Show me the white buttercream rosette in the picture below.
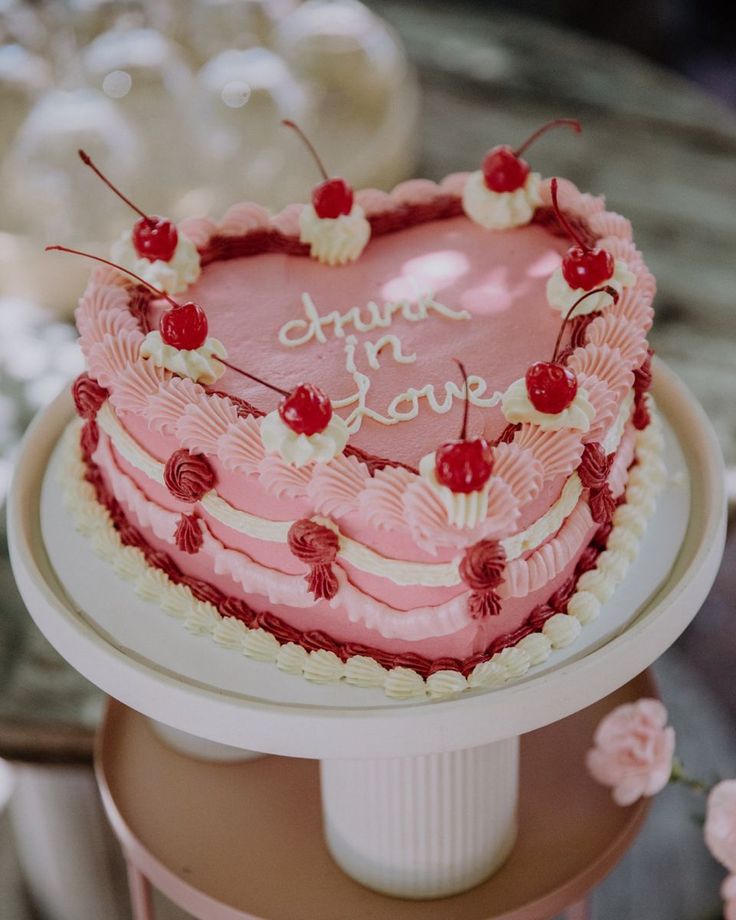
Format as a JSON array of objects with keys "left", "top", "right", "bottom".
[
  {"left": 501, "top": 377, "right": 595, "bottom": 432},
  {"left": 418, "top": 452, "right": 490, "bottom": 529},
  {"left": 140, "top": 331, "right": 226, "bottom": 385},
  {"left": 260, "top": 409, "right": 349, "bottom": 467},
  {"left": 547, "top": 259, "right": 636, "bottom": 316},
  {"left": 299, "top": 203, "right": 371, "bottom": 266},
  {"left": 462, "top": 170, "right": 542, "bottom": 230},
  {"left": 111, "top": 229, "right": 201, "bottom": 295}
]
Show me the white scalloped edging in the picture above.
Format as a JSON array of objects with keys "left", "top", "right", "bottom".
[{"left": 59, "top": 399, "right": 664, "bottom": 700}]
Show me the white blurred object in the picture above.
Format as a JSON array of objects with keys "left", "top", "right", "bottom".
[
  {"left": 4, "top": 87, "right": 141, "bottom": 241},
  {"left": 0, "top": 0, "right": 420, "bottom": 316},
  {"left": 193, "top": 46, "right": 311, "bottom": 211},
  {"left": 9, "top": 765, "right": 128, "bottom": 920},
  {"left": 82, "top": 27, "right": 194, "bottom": 207},
  {"left": 276, "top": 0, "right": 401, "bottom": 113},
  {"left": 0, "top": 44, "right": 52, "bottom": 183},
  {"left": 182, "top": 0, "right": 297, "bottom": 67}
]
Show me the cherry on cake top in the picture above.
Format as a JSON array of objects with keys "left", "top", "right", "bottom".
[
  {"left": 550, "top": 177, "right": 614, "bottom": 291},
  {"left": 525, "top": 284, "right": 619, "bottom": 414},
  {"left": 282, "top": 119, "right": 354, "bottom": 219},
  {"left": 279, "top": 383, "right": 333, "bottom": 436},
  {"left": 78, "top": 150, "right": 179, "bottom": 263},
  {"left": 435, "top": 361, "right": 493, "bottom": 494},
  {"left": 481, "top": 118, "right": 581, "bottom": 193},
  {"left": 45, "top": 244, "right": 209, "bottom": 349}
]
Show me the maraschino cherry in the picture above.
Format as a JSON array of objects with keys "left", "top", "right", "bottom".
[
  {"left": 209, "top": 357, "right": 333, "bottom": 437},
  {"left": 525, "top": 285, "right": 619, "bottom": 414},
  {"left": 279, "top": 384, "right": 333, "bottom": 436},
  {"left": 282, "top": 119, "right": 353, "bottom": 219},
  {"left": 45, "top": 245, "right": 207, "bottom": 350},
  {"left": 435, "top": 361, "right": 493, "bottom": 494},
  {"left": 78, "top": 150, "right": 179, "bottom": 263},
  {"left": 550, "top": 177, "right": 614, "bottom": 291},
  {"left": 482, "top": 118, "right": 581, "bottom": 193}
]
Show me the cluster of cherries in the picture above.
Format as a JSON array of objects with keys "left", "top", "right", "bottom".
[
  {"left": 50, "top": 153, "right": 334, "bottom": 439},
  {"left": 479, "top": 119, "right": 615, "bottom": 294},
  {"left": 434, "top": 279, "right": 617, "bottom": 496}
]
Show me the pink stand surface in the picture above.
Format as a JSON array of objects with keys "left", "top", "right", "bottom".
[{"left": 96, "top": 671, "right": 654, "bottom": 920}]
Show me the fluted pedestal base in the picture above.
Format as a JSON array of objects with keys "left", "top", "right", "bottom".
[{"left": 320, "top": 738, "right": 519, "bottom": 899}]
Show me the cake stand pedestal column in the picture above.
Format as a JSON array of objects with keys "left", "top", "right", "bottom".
[{"left": 321, "top": 739, "right": 519, "bottom": 898}]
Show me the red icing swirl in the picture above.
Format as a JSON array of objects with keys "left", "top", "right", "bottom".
[
  {"left": 220, "top": 596, "right": 256, "bottom": 626},
  {"left": 589, "top": 483, "right": 616, "bottom": 525},
  {"left": 287, "top": 519, "right": 340, "bottom": 601},
  {"left": 459, "top": 539, "right": 506, "bottom": 620},
  {"left": 163, "top": 449, "right": 216, "bottom": 503},
  {"left": 174, "top": 513, "right": 203, "bottom": 554},
  {"left": 80, "top": 420, "right": 100, "bottom": 458},
  {"left": 253, "top": 610, "right": 301, "bottom": 644},
  {"left": 459, "top": 540, "right": 505, "bottom": 591},
  {"left": 495, "top": 423, "right": 520, "bottom": 446},
  {"left": 579, "top": 442, "right": 613, "bottom": 490},
  {"left": 182, "top": 575, "right": 225, "bottom": 607},
  {"left": 633, "top": 351, "right": 654, "bottom": 431},
  {"left": 72, "top": 374, "right": 108, "bottom": 420},
  {"left": 633, "top": 350, "right": 653, "bottom": 395},
  {"left": 579, "top": 442, "right": 616, "bottom": 523}
]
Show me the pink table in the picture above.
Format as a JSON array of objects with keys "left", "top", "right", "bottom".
[{"left": 93, "top": 671, "right": 653, "bottom": 920}]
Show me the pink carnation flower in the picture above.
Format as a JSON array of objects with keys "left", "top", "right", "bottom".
[
  {"left": 722, "top": 874, "right": 736, "bottom": 920},
  {"left": 706, "top": 781, "right": 736, "bottom": 873},
  {"left": 586, "top": 698, "right": 675, "bottom": 806}
]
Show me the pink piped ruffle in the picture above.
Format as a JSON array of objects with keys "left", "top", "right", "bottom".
[
  {"left": 144, "top": 376, "right": 205, "bottom": 435},
  {"left": 175, "top": 394, "right": 239, "bottom": 455},
  {"left": 217, "top": 416, "right": 265, "bottom": 475},
  {"left": 514, "top": 426, "right": 585, "bottom": 479},
  {"left": 491, "top": 441, "right": 544, "bottom": 505},
  {"left": 109, "top": 359, "right": 168, "bottom": 415},
  {"left": 307, "top": 454, "right": 370, "bottom": 519},
  {"left": 88, "top": 329, "right": 144, "bottom": 389},
  {"left": 218, "top": 202, "right": 270, "bottom": 237},
  {"left": 257, "top": 455, "right": 312, "bottom": 500}
]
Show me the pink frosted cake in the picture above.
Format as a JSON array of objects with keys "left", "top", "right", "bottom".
[{"left": 58, "top": 120, "right": 665, "bottom": 698}]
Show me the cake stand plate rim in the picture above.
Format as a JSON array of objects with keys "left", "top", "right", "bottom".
[{"left": 7, "top": 359, "right": 726, "bottom": 757}]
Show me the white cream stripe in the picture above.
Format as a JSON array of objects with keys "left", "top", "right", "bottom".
[{"left": 96, "top": 396, "right": 632, "bottom": 588}]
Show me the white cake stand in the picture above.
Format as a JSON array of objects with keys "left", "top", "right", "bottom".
[{"left": 8, "top": 361, "right": 726, "bottom": 900}]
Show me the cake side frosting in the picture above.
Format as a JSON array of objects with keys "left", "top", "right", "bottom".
[{"left": 59, "top": 398, "right": 665, "bottom": 697}]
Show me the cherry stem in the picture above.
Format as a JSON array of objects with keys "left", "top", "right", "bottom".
[
  {"left": 550, "top": 177, "right": 590, "bottom": 251},
  {"left": 217, "top": 357, "right": 290, "bottom": 397},
  {"left": 514, "top": 118, "right": 582, "bottom": 157},
  {"left": 78, "top": 150, "right": 153, "bottom": 224},
  {"left": 551, "top": 285, "right": 619, "bottom": 362},
  {"left": 454, "top": 358, "right": 470, "bottom": 440},
  {"left": 45, "top": 245, "right": 179, "bottom": 308},
  {"left": 281, "top": 119, "right": 329, "bottom": 182}
]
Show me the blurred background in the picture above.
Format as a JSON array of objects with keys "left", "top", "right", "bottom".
[{"left": 0, "top": 1, "right": 734, "bottom": 918}]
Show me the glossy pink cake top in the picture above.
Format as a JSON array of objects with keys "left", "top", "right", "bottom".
[{"left": 155, "top": 217, "right": 568, "bottom": 467}]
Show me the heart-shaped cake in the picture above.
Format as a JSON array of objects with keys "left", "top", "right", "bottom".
[{"left": 61, "top": 122, "right": 664, "bottom": 698}]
